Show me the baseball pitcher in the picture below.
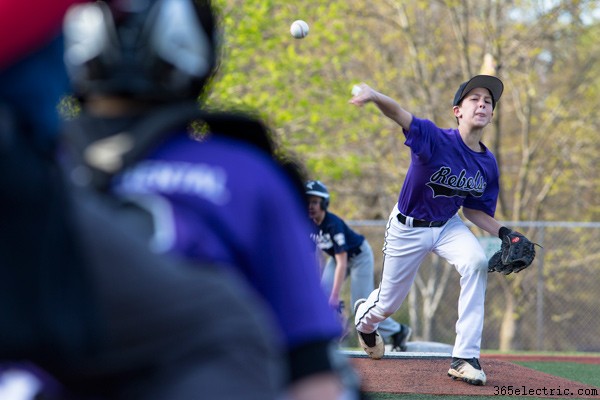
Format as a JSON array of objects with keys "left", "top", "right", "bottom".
[{"left": 349, "top": 75, "right": 536, "bottom": 386}]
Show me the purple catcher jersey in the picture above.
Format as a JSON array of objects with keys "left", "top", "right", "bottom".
[
  {"left": 113, "top": 132, "right": 341, "bottom": 347},
  {"left": 398, "top": 117, "right": 500, "bottom": 221}
]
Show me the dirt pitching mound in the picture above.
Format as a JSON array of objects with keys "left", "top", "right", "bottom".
[{"left": 351, "top": 356, "right": 600, "bottom": 398}]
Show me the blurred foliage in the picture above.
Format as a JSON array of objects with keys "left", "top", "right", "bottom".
[
  {"left": 208, "top": 0, "right": 600, "bottom": 222},
  {"left": 207, "top": 0, "right": 600, "bottom": 351}
]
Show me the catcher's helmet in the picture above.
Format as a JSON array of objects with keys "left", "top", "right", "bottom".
[
  {"left": 305, "top": 180, "right": 330, "bottom": 211},
  {"left": 63, "top": 0, "right": 219, "bottom": 102}
]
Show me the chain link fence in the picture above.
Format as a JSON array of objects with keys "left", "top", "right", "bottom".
[{"left": 345, "top": 220, "right": 600, "bottom": 353}]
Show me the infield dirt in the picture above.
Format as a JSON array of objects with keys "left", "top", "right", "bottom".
[{"left": 351, "top": 354, "right": 600, "bottom": 398}]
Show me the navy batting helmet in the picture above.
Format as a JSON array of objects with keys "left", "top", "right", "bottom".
[
  {"left": 305, "top": 180, "right": 330, "bottom": 211},
  {"left": 63, "top": 0, "right": 219, "bottom": 102}
]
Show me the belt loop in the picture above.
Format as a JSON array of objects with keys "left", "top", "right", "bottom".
[{"left": 406, "top": 216, "right": 414, "bottom": 228}]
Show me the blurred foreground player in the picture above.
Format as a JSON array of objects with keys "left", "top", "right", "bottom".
[
  {"left": 60, "top": 0, "right": 362, "bottom": 399},
  {"left": 0, "top": 1, "right": 284, "bottom": 398}
]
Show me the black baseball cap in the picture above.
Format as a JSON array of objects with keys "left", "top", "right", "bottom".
[{"left": 453, "top": 75, "right": 504, "bottom": 109}]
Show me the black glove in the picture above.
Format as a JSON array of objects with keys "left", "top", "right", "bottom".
[{"left": 488, "top": 228, "right": 537, "bottom": 275}]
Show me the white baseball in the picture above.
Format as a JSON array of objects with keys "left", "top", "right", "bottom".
[
  {"left": 290, "top": 20, "right": 309, "bottom": 39},
  {"left": 352, "top": 85, "right": 362, "bottom": 96}
]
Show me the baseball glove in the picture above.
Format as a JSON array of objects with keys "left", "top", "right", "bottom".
[{"left": 488, "top": 231, "right": 537, "bottom": 275}]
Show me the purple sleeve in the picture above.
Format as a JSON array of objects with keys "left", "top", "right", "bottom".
[{"left": 404, "top": 117, "right": 438, "bottom": 162}]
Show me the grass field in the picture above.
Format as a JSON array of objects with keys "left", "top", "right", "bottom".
[{"left": 364, "top": 361, "right": 600, "bottom": 399}]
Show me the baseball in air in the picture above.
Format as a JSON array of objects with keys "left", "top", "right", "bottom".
[{"left": 290, "top": 20, "right": 309, "bottom": 39}]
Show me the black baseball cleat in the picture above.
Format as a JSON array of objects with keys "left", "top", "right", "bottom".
[
  {"left": 447, "top": 357, "right": 486, "bottom": 386},
  {"left": 390, "top": 324, "right": 412, "bottom": 352},
  {"left": 357, "top": 330, "right": 385, "bottom": 360},
  {"left": 354, "top": 299, "right": 384, "bottom": 359}
]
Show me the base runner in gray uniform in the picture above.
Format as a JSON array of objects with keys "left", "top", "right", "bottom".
[{"left": 349, "top": 75, "right": 509, "bottom": 386}]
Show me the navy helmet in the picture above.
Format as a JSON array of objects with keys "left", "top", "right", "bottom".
[{"left": 305, "top": 180, "right": 330, "bottom": 210}]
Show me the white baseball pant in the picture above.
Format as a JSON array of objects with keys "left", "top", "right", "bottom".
[
  {"left": 355, "top": 204, "right": 488, "bottom": 359},
  {"left": 320, "top": 240, "right": 401, "bottom": 339}
]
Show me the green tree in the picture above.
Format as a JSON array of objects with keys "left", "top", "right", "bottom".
[{"left": 209, "top": 0, "right": 600, "bottom": 350}]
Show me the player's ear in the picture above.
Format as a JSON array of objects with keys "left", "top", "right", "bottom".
[{"left": 452, "top": 106, "right": 462, "bottom": 118}]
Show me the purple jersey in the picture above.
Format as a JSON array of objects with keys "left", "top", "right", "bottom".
[
  {"left": 113, "top": 132, "right": 341, "bottom": 347},
  {"left": 398, "top": 117, "right": 500, "bottom": 220}
]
